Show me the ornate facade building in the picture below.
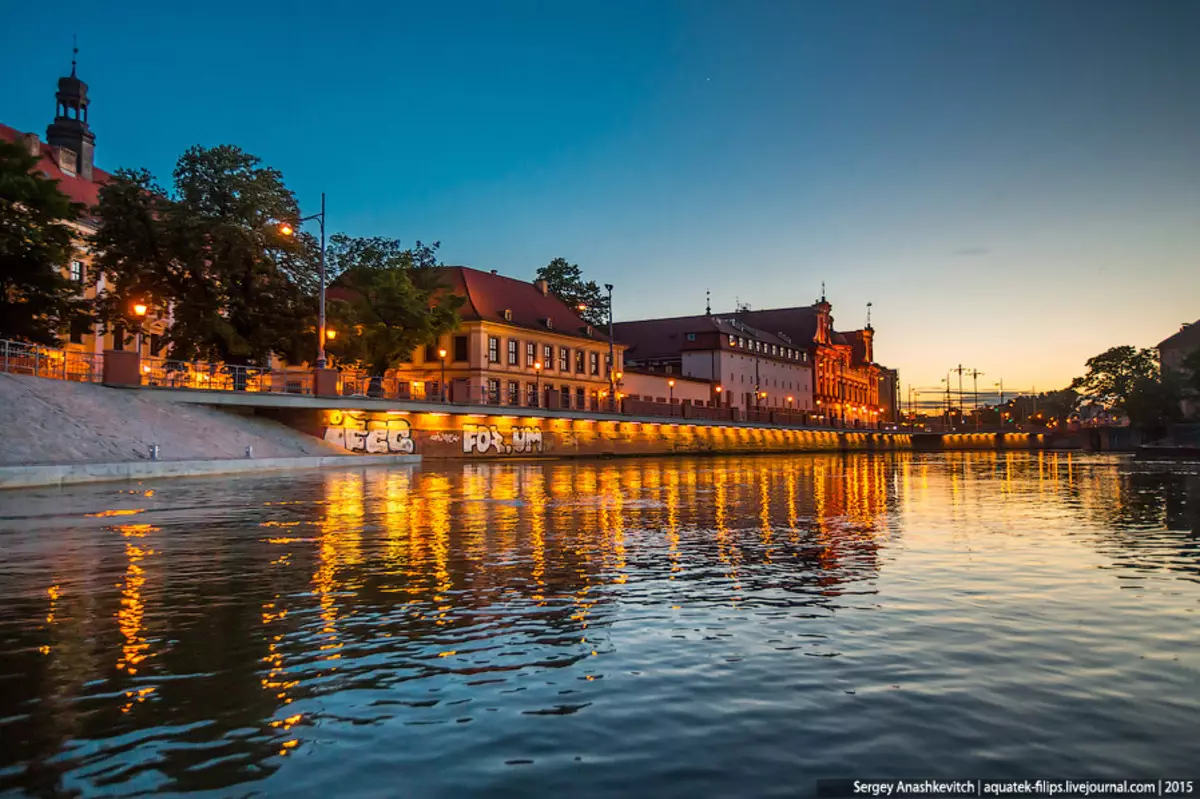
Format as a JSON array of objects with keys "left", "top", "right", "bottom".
[{"left": 616, "top": 295, "right": 894, "bottom": 427}]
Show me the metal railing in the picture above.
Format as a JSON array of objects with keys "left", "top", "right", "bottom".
[
  {"left": 0, "top": 339, "right": 103, "bottom": 383},
  {"left": 140, "top": 358, "right": 313, "bottom": 395}
]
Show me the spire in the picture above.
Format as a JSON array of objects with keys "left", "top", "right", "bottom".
[
  {"left": 705, "top": 288, "right": 711, "bottom": 316},
  {"left": 47, "top": 41, "right": 96, "bottom": 180},
  {"left": 866, "top": 301, "right": 873, "bottom": 329},
  {"left": 820, "top": 281, "right": 826, "bottom": 302}
]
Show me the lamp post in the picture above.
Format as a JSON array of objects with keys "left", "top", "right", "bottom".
[
  {"left": 132, "top": 302, "right": 147, "bottom": 357},
  {"left": 281, "top": 192, "right": 327, "bottom": 368},
  {"left": 668, "top": 378, "right": 675, "bottom": 404},
  {"left": 604, "top": 283, "right": 615, "bottom": 411},
  {"left": 533, "top": 361, "right": 542, "bottom": 408},
  {"left": 714, "top": 384, "right": 723, "bottom": 407},
  {"left": 438, "top": 347, "right": 447, "bottom": 402}
]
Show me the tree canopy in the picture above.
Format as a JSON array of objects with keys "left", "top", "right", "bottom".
[
  {"left": 90, "top": 145, "right": 319, "bottom": 363},
  {"left": 0, "top": 139, "right": 91, "bottom": 344},
  {"left": 536, "top": 257, "right": 609, "bottom": 328},
  {"left": 1069, "top": 346, "right": 1159, "bottom": 411},
  {"left": 324, "top": 237, "right": 463, "bottom": 375}
]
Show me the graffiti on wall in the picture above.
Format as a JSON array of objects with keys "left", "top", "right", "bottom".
[
  {"left": 462, "top": 424, "right": 543, "bottom": 455},
  {"left": 324, "top": 410, "right": 415, "bottom": 454}
]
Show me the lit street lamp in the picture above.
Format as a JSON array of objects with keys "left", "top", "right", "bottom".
[
  {"left": 605, "top": 283, "right": 616, "bottom": 411},
  {"left": 533, "top": 361, "right": 542, "bottom": 408},
  {"left": 132, "top": 301, "right": 147, "bottom": 356},
  {"left": 668, "top": 378, "right": 675, "bottom": 404},
  {"left": 280, "top": 192, "right": 328, "bottom": 369},
  {"left": 438, "top": 347, "right": 448, "bottom": 402}
]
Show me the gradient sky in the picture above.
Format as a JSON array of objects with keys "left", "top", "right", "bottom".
[{"left": 3, "top": 0, "right": 1197, "bottom": 403}]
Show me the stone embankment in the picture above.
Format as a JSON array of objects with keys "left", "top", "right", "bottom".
[{"left": 0, "top": 373, "right": 343, "bottom": 467}]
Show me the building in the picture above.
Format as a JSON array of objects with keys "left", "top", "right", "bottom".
[
  {"left": 879, "top": 367, "right": 900, "bottom": 424},
  {"left": 1158, "top": 319, "right": 1200, "bottom": 419},
  {"left": 620, "top": 370, "right": 714, "bottom": 408},
  {"left": 613, "top": 315, "right": 813, "bottom": 413},
  {"left": 349, "top": 267, "right": 626, "bottom": 409},
  {"left": 1, "top": 59, "right": 168, "bottom": 360},
  {"left": 616, "top": 295, "right": 893, "bottom": 426}
]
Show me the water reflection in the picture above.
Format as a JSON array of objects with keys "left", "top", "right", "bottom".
[{"left": 0, "top": 453, "right": 1196, "bottom": 796}]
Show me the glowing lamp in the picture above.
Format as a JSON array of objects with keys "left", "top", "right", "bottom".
[
  {"left": 279, "top": 223, "right": 294, "bottom": 236},
  {"left": 133, "top": 303, "right": 148, "bottom": 317},
  {"left": 325, "top": 329, "right": 336, "bottom": 340}
]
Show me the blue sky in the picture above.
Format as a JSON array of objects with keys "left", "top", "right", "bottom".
[{"left": 3, "top": 0, "right": 1198, "bottom": 400}]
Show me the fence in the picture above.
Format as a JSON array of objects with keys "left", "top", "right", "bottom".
[
  {"left": 140, "top": 358, "right": 313, "bottom": 395},
  {"left": 0, "top": 339, "right": 103, "bottom": 383}
]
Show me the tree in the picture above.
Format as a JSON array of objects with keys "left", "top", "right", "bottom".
[
  {"left": 535, "top": 257, "right": 609, "bottom": 328},
  {"left": 324, "top": 237, "right": 463, "bottom": 377},
  {"left": 1070, "top": 346, "right": 1159, "bottom": 413},
  {"left": 1124, "top": 374, "right": 1182, "bottom": 438},
  {"left": 90, "top": 145, "right": 319, "bottom": 364},
  {"left": 0, "top": 139, "right": 91, "bottom": 344}
]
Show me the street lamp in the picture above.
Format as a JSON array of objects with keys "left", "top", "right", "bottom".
[
  {"left": 668, "top": 378, "right": 675, "bottom": 404},
  {"left": 280, "top": 192, "right": 328, "bottom": 368},
  {"left": 438, "top": 347, "right": 448, "bottom": 402},
  {"left": 132, "top": 301, "right": 147, "bottom": 355},
  {"left": 533, "top": 361, "right": 542, "bottom": 407},
  {"left": 714, "top": 384, "right": 723, "bottom": 407},
  {"left": 605, "top": 283, "right": 615, "bottom": 410}
]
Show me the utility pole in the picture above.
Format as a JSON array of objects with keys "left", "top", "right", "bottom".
[
  {"left": 969, "top": 369, "right": 984, "bottom": 430},
  {"left": 995, "top": 378, "right": 1004, "bottom": 429},
  {"left": 950, "top": 364, "right": 969, "bottom": 429}
]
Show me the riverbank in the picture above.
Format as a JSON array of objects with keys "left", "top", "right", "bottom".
[{"left": 0, "top": 373, "right": 349, "bottom": 466}]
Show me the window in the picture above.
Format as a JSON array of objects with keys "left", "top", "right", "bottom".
[
  {"left": 738, "top": 337, "right": 745, "bottom": 347},
  {"left": 508, "top": 338, "right": 519, "bottom": 366},
  {"left": 487, "top": 378, "right": 501, "bottom": 404},
  {"left": 526, "top": 383, "right": 538, "bottom": 406},
  {"left": 589, "top": 351, "right": 600, "bottom": 376},
  {"left": 454, "top": 335, "right": 469, "bottom": 362},
  {"left": 544, "top": 344, "right": 554, "bottom": 370},
  {"left": 112, "top": 324, "right": 125, "bottom": 351},
  {"left": 526, "top": 341, "right": 536, "bottom": 367},
  {"left": 69, "top": 260, "right": 84, "bottom": 283},
  {"left": 488, "top": 336, "right": 500, "bottom": 363},
  {"left": 559, "top": 346, "right": 569, "bottom": 372},
  {"left": 576, "top": 387, "right": 586, "bottom": 409},
  {"left": 560, "top": 385, "right": 571, "bottom": 408},
  {"left": 575, "top": 350, "right": 585, "bottom": 374},
  {"left": 69, "top": 318, "right": 88, "bottom": 344},
  {"left": 508, "top": 380, "right": 520, "bottom": 405},
  {"left": 424, "top": 343, "right": 438, "bottom": 362},
  {"left": 686, "top": 333, "right": 696, "bottom": 341}
]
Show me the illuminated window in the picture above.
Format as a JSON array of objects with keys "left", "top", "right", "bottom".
[
  {"left": 526, "top": 341, "right": 536, "bottom": 366},
  {"left": 544, "top": 344, "right": 554, "bottom": 370},
  {"left": 69, "top": 260, "right": 84, "bottom": 282},
  {"left": 559, "top": 346, "right": 569, "bottom": 372},
  {"left": 575, "top": 350, "right": 585, "bottom": 374},
  {"left": 488, "top": 337, "right": 500, "bottom": 363},
  {"left": 589, "top": 351, "right": 600, "bottom": 375}
]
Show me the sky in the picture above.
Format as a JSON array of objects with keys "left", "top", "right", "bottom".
[{"left": 3, "top": 0, "right": 1198, "bottom": 404}]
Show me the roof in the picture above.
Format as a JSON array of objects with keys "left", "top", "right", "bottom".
[
  {"left": 614, "top": 314, "right": 797, "bottom": 362},
  {"left": 0, "top": 123, "right": 110, "bottom": 210},
  {"left": 331, "top": 265, "right": 610, "bottom": 343},
  {"left": 1158, "top": 320, "right": 1200, "bottom": 353}
]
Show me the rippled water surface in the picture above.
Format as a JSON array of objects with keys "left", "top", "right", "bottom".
[{"left": 1, "top": 452, "right": 1197, "bottom": 797}]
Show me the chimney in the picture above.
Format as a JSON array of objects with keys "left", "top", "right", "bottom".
[
  {"left": 22, "top": 132, "right": 41, "bottom": 157},
  {"left": 534, "top": 279, "right": 549, "bottom": 296},
  {"left": 55, "top": 147, "right": 78, "bottom": 175},
  {"left": 490, "top": 269, "right": 498, "bottom": 275}
]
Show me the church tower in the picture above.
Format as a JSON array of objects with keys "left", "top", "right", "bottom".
[{"left": 45, "top": 43, "right": 96, "bottom": 180}]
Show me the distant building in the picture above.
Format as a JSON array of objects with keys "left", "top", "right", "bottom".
[
  {"left": 333, "top": 267, "right": 626, "bottom": 408},
  {"left": 616, "top": 295, "right": 893, "bottom": 426},
  {"left": 879, "top": 367, "right": 900, "bottom": 424},
  {"left": 1158, "top": 319, "right": 1200, "bottom": 419},
  {"left": 613, "top": 315, "right": 812, "bottom": 412}
]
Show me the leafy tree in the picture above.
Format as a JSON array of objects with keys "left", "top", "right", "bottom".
[
  {"left": 1124, "top": 374, "right": 1182, "bottom": 438},
  {"left": 0, "top": 139, "right": 91, "bottom": 344},
  {"left": 90, "top": 145, "right": 319, "bottom": 364},
  {"left": 324, "top": 237, "right": 463, "bottom": 376},
  {"left": 536, "top": 257, "right": 609, "bottom": 328},
  {"left": 1180, "top": 348, "right": 1200, "bottom": 398},
  {"left": 1070, "top": 346, "right": 1159, "bottom": 413}
]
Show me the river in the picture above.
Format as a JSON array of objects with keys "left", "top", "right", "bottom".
[{"left": 0, "top": 452, "right": 1197, "bottom": 797}]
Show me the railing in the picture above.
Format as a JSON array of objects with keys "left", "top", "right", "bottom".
[
  {"left": 0, "top": 339, "right": 103, "bottom": 383},
  {"left": 140, "top": 358, "right": 313, "bottom": 395}
]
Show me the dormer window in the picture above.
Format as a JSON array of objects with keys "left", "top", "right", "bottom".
[
  {"left": 545, "top": 317, "right": 554, "bottom": 330},
  {"left": 503, "top": 309, "right": 513, "bottom": 321},
  {"left": 586, "top": 325, "right": 593, "bottom": 337}
]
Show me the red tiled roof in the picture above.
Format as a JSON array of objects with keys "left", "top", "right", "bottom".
[
  {"left": 613, "top": 314, "right": 795, "bottom": 362},
  {"left": 330, "top": 265, "right": 609, "bottom": 343},
  {"left": 0, "top": 123, "right": 111, "bottom": 211}
]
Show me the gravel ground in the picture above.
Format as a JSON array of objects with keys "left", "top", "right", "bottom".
[{"left": 0, "top": 373, "right": 345, "bottom": 466}]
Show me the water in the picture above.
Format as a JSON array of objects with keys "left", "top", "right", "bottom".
[{"left": 0, "top": 452, "right": 1197, "bottom": 798}]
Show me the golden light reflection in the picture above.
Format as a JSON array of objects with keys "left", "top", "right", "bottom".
[{"left": 115, "top": 523, "right": 158, "bottom": 678}]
